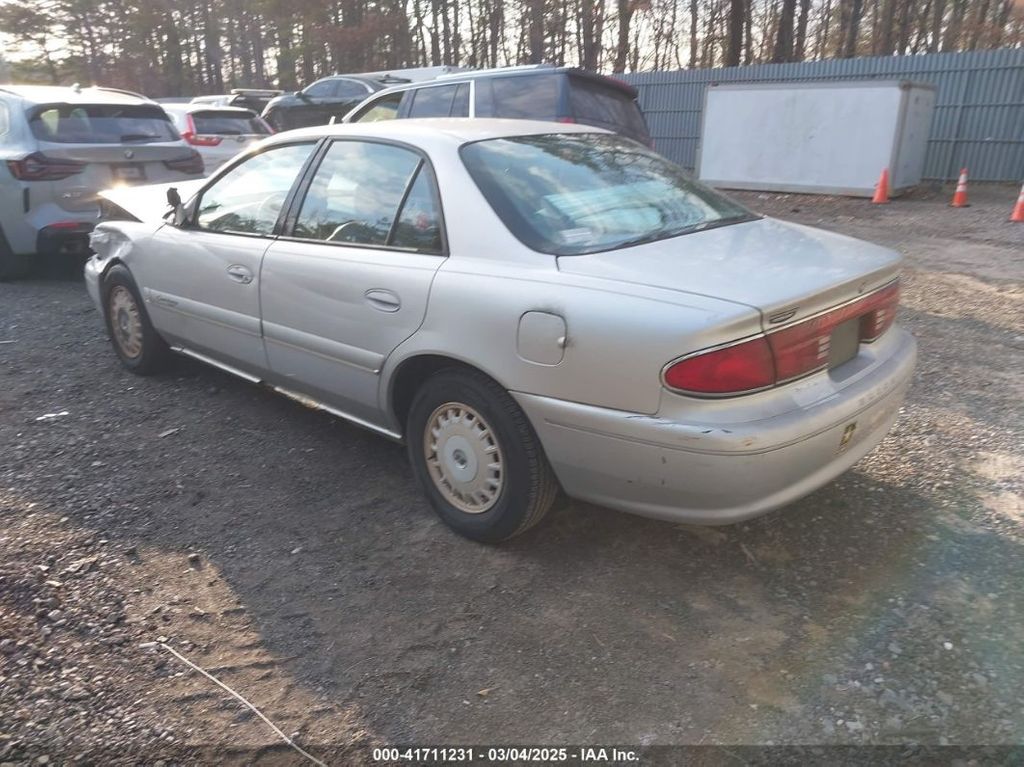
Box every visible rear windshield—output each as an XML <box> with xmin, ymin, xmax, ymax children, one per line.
<box><xmin>191</xmin><ymin>110</ymin><xmax>270</xmax><ymax>135</ymax></box>
<box><xmin>461</xmin><ymin>133</ymin><xmax>754</xmax><ymax>256</ymax></box>
<box><xmin>29</xmin><ymin>103</ymin><xmax>179</xmax><ymax>144</ymax></box>
<box><xmin>569</xmin><ymin>77</ymin><xmax>650</xmax><ymax>143</ymax></box>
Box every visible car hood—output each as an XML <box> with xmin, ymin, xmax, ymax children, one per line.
<box><xmin>556</xmin><ymin>217</ymin><xmax>902</xmax><ymax>327</ymax></box>
<box><xmin>99</xmin><ymin>178</ymin><xmax>206</xmax><ymax>223</ymax></box>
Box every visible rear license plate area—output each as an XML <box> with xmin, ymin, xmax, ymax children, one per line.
<box><xmin>111</xmin><ymin>164</ymin><xmax>145</xmax><ymax>182</ymax></box>
<box><xmin>828</xmin><ymin>318</ymin><xmax>860</xmax><ymax>369</ymax></box>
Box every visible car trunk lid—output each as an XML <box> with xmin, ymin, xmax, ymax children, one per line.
<box><xmin>556</xmin><ymin>217</ymin><xmax>902</xmax><ymax>330</ymax></box>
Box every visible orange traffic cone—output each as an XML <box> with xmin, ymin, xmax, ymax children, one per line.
<box><xmin>872</xmin><ymin>168</ymin><xmax>890</xmax><ymax>204</ymax></box>
<box><xmin>950</xmin><ymin>168</ymin><xmax>970</xmax><ymax>207</ymax></box>
<box><xmin>1010</xmin><ymin>183</ymin><xmax>1024</xmax><ymax>223</ymax></box>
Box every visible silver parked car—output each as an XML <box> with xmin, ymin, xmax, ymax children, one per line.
<box><xmin>85</xmin><ymin>119</ymin><xmax>916</xmax><ymax>543</ymax></box>
<box><xmin>0</xmin><ymin>85</ymin><xmax>204</xmax><ymax>279</ymax></box>
<box><xmin>159</xmin><ymin>103</ymin><xmax>273</xmax><ymax>175</ymax></box>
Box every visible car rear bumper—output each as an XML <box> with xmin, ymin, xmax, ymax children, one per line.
<box><xmin>37</xmin><ymin>222</ymin><xmax>94</xmax><ymax>256</ymax></box>
<box><xmin>514</xmin><ymin>326</ymin><xmax>916</xmax><ymax>525</ymax></box>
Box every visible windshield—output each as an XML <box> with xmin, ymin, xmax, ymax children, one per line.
<box><xmin>29</xmin><ymin>103</ymin><xmax>179</xmax><ymax>144</ymax></box>
<box><xmin>461</xmin><ymin>133</ymin><xmax>755</xmax><ymax>256</ymax></box>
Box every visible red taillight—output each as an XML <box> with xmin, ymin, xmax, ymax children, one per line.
<box><xmin>664</xmin><ymin>336</ymin><xmax>775</xmax><ymax>395</ymax></box>
<box><xmin>183</xmin><ymin>115</ymin><xmax>222</xmax><ymax>146</ymax></box>
<box><xmin>556</xmin><ymin>116</ymin><xmax>577</xmax><ymax>124</ymax></box>
<box><xmin>164</xmin><ymin>150</ymin><xmax>204</xmax><ymax>175</ymax></box>
<box><xmin>665</xmin><ymin>280</ymin><xmax>901</xmax><ymax>396</ymax></box>
<box><xmin>7</xmin><ymin>152</ymin><xmax>86</xmax><ymax>181</ymax></box>
<box><xmin>182</xmin><ymin>131</ymin><xmax>222</xmax><ymax>147</ymax></box>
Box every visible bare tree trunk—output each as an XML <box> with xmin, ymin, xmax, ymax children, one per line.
<box><xmin>614</xmin><ymin>0</ymin><xmax>634</xmax><ymax>71</ymax></box>
<box><xmin>794</xmin><ymin>0</ymin><xmax>811</xmax><ymax>58</ymax></box>
<box><xmin>772</xmin><ymin>0</ymin><xmax>797</xmax><ymax>60</ymax></box>
<box><xmin>725</xmin><ymin>0</ymin><xmax>745</xmax><ymax>66</ymax></box>
<box><xmin>688</xmin><ymin>0</ymin><xmax>698</xmax><ymax>67</ymax></box>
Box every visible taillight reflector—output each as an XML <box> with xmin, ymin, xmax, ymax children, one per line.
<box><xmin>665</xmin><ymin>280</ymin><xmax>901</xmax><ymax>396</ymax></box>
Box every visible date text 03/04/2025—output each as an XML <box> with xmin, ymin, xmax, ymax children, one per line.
<box><xmin>371</xmin><ymin>746</ymin><xmax>641</xmax><ymax>762</ymax></box>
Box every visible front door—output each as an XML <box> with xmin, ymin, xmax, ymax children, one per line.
<box><xmin>137</xmin><ymin>141</ymin><xmax>318</xmax><ymax>376</ymax></box>
<box><xmin>260</xmin><ymin>139</ymin><xmax>446</xmax><ymax>425</ymax></box>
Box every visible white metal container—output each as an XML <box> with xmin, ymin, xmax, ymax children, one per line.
<box><xmin>697</xmin><ymin>80</ymin><xmax>936</xmax><ymax>197</ymax></box>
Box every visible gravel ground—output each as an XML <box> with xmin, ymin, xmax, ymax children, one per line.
<box><xmin>1</xmin><ymin>184</ymin><xmax>1022</xmax><ymax>764</ymax></box>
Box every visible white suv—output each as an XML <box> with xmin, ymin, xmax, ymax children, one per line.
<box><xmin>0</xmin><ymin>84</ymin><xmax>204</xmax><ymax>279</ymax></box>
<box><xmin>160</xmin><ymin>103</ymin><xmax>272</xmax><ymax>175</ymax></box>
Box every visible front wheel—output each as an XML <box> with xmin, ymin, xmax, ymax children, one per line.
<box><xmin>101</xmin><ymin>265</ymin><xmax>172</xmax><ymax>375</ymax></box>
<box><xmin>406</xmin><ymin>368</ymin><xmax>560</xmax><ymax>543</ymax></box>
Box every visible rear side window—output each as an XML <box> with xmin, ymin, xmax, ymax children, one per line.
<box><xmin>191</xmin><ymin>110</ymin><xmax>270</xmax><ymax>135</ymax></box>
<box><xmin>409</xmin><ymin>85</ymin><xmax>459</xmax><ymax>118</ymax></box>
<box><xmin>292</xmin><ymin>140</ymin><xmax>442</xmax><ymax>253</ymax></box>
<box><xmin>30</xmin><ymin>104</ymin><xmax>179</xmax><ymax>144</ymax></box>
<box><xmin>304</xmin><ymin>80</ymin><xmax>336</xmax><ymax>97</ymax></box>
<box><xmin>335</xmin><ymin>80</ymin><xmax>371</xmax><ymax>99</ymax></box>
<box><xmin>491</xmin><ymin>75</ymin><xmax>561</xmax><ymax>119</ymax></box>
<box><xmin>569</xmin><ymin>77</ymin><xmax>650</xmax><ymax>143</ymax></box>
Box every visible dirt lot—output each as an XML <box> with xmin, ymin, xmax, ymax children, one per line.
<box><xmin>1</xmin><ymin>184</ymin><xmax>1022</xmax><ymax>764</ymax></box>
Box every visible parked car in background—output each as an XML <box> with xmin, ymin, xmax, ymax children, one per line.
<box><xmin>191</xmin><ymin>89</ymin><xmax>283</xmax><ymax>115</ymax></box>
<box><xmin>85</xmin><ymin>119</ymin><xmax>915</xmax><ymax>543</ymax></box>
<box><xmin>160</xmin><ymin>103</ymin><xmax>272</xmax><ymax>174</ymax></box>
<box><xmin>0</xmin><ymin>84</ymin><xmax>203</xmax><ymax>280</ymax></box>
<box><xmin>343</xmin><ymin>65</ymin><xmax>652</xmax><ymax>145</ymax></box>
<box><xmin>261</xmin><ymin>66</ymin><xmax>464</xmax><ymax>131</ymax></box>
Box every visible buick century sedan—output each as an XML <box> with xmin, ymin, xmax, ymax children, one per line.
<box><xmin>86</xmin><ymin>119</ymin><xmax>916</xmax><ymax>542</ymax></box>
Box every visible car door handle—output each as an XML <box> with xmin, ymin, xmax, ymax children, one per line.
<box><xmin>364</xmin><ymin>289</ymin><xmax>401</xmax><ymax>312</ymax></box>
<box><xmin>226</xmin><ymin>264</ymin><xmax>254</xmax><ymax>284</ymax></box>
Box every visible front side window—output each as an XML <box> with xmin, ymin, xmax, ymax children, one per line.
<box><xmin>293</xmin><ymin>140</ymin><xmax>442</xmax><ymax>253</ymax></box>
<box><xmin>352</xmin><ymin>92</ymin><xmax>403</xmax><ymax>123</ymax></box>
<box><xmin>451</xmin><ymin>83</ymin><xmax>471</xmax><ymax>117</ymax></box>
<box><xmin>409</xmin><ymin>85</ymin><xmax>459</xmax><ymax>118</ymax></box>
<box><xmin>30</xmin><ymin>103</ymin><xmax>179</xmax><ymax>144</ymax></box>
<box><xmin>461</xmin><ymin>133</ymin><xmax>754</xmax><ymax>256</ymax></box>
<box><xmin>195</xmin><ymin>142</ymin><xmax>315</xmax><ymax>235</ymax></box>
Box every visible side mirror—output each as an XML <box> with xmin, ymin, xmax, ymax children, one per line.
<box><xmin>297</xmin><ymin>89</ymin><xmax>311</xmax><ymax>101</ymax></box>
<box><xmin>166</xmin><ymin>187</ymin><xmax>188</xmax><ymax>227</ymax></box>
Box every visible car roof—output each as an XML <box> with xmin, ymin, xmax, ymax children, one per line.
<box><xmin>0</xmin><ymin>84</ymin><xmax>153</xmax><ymax>106</ymax></box>
<box><xmin>359</xmin><ymin>66</ymin><xmax>639</xmax><ymax>98</ymax></box>
<box><xmin>162</xmin><ymin>103</ymin><xmax>257</xmax><ymax>115</ymax></box>
<box><xmin>273</xmin><ymin>117</ymin><xmax>606</xmax><ymax>146</ymax></box>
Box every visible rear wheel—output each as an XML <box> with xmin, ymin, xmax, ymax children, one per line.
<box><xmin>407</xmin><ymin>368</ymin><xmax>559</xmax><ymax>543</ymax></box>
<box><xmin>101</xmin><ymin>265</ymin><xmax>172</xmax><ymax>375</ymax></box>
<box><xmin>0</xmin><ymin>228</ymin><xmax>33</xmax><ymax>281</ymax></box>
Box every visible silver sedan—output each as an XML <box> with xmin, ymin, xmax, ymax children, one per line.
<box><xmin>85</xmin><ymin>119</ymin><xmax>916</xmax><ymax>542</ymax></box>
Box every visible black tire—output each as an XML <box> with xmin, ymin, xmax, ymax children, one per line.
<box><xmin>406</xmin><ymin>368</ymin><xmax>560</xmax><ymax>543</ymax></box>
<box><xmin>101</xmin><ymin>264</ymin><xmax>173</xmax><ymax>375</ymax></box>
<box><xmin>0</xmin><ymin>227</ymin><xmax>33</xmax><ymax>281</ymax></box>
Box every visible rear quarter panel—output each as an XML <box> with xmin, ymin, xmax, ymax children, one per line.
<box><xmin>383</xmin><ymin>256</ymin><xmax>761</xmax><ymax>418</ymax></box>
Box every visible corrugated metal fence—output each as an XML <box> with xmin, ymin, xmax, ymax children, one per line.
<box><xmin>621</xmin><ymin>48</ymin><xmax>1024</xmax><ymax>182</ymax></box>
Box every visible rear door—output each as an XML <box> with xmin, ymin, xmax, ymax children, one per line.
<box><xmin>260</xmin><ymin>138</ymin><xmax>446</xmax><ymax>424</ymax></box>
<box><xmin>135</xmin><ymin>141</ymin><xmax>318</xmax><ymax>376</ymax></box>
